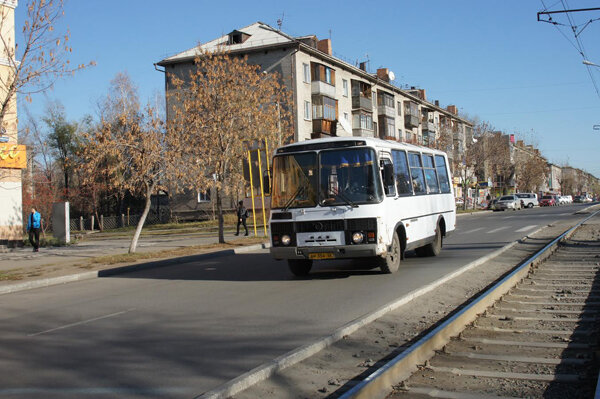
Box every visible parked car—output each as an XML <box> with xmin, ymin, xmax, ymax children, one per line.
<box><xmin>573</xmin><ymin>195</ymin><xmax>583</xmax><ymax>203</ymax></box>
<box><xmin>516</xmin><ymin>193</ymin><xmax>538</xmax><ymax>208</ymax></box>
<box><xmin>495</xmin><ymin>195</ymin><xmax>522</xmax><ymax>211</ymax></box>
<box><xmin>539</xmin><ymin>195</ymin><xmax>557</xmax><ymax>206</ymax></box>
<box><xmin>455</xmin><ymin>197</ymin><xmax>464</xmax><ymax>207</ymax></box>
<box><xmin>487</xmin><ymin>198</ymin><xmax>499</xmax><ymax>210</ymax></box>
<box><xmin>558</xmin><ymin>196</ymin><xmax>569</xmax><ymax>205</ymax></box>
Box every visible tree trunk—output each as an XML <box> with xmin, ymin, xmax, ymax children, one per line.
<box><xmin>129</xmin><ymin>182</ymin><xmax>154</xmax><ymax>253</ymax></box>
<box><xmin>216</xmin><ymin>187</ymin><xmax>224</xmax><ymax>244</ymax></box>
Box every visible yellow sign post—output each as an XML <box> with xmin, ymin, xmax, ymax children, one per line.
<box><xmin>247</xmin><ymin>150</ymin><xmax>258</xmax><ymax>237</ymax></box>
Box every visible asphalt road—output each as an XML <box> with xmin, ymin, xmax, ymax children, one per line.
<box><xmin>0</xmin><ymin>204</ymin><xmax>592</xmax><ymax>399</ymax></box>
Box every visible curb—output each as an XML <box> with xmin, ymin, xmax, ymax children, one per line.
<box><xmin>0</xmin><ymin>242</ymin><xmax>270</xmax><ymax>296</ymax></box>
<box><xmin>197</xmin><ymin>238</ymin><xmax>525</xmax><ymax>399</ymax></box>
<box><xmin>456</xmin><ymin>210</ymin><xmax>492</xmax><ymax>217</ymax></box>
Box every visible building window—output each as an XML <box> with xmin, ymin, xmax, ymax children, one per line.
<box><xmin>311</xmin><ymin>62</ymin><xmax>335</xmax><ymax>86</ymax></box>
<box><xmin>342</xmin><ymin>79</ymin><xmax>348</xmax><ymax>97</ymax></box>
<box><xmin>372</xmin><ymin>91</ymin><xmax>377</xmax><ymax>107</ymax></box>
<box><xmin>377</xmin><ymin>92</ymin><xmax>394</xmax><ymax>108</ymax></box>
<box><xmin>352</xmin><ymin>112</ymin><xmax>373</xmax><ymax>131</ymax></box>
<box><xmin>312</xmin><ymin>96</ymin><xmax>337</xmax><ymax>121</ymax></box>
<box><xmin>406</xmin><ymin>131</ymin><xmax>413</xmax><ymax>142</ymax></box>
<box><xmin>397</xmin><ymin>101</ymin><xmax>402</xmax><ymax>116</ymax></box>
<box><xmin>344</xmin><ymin>112</ymin><xmax>349</xmax><ymax>121</ymax></box>
<box><xmin>378</xmin><ymin>116</ymin><xmax>395</xmax><ymax>138</ymax></box>
<box><xmin>398</xmin><ymin>129</ymin><xmax>403</xmax><ymax>140</ymax></box>
<box><xmin>304</xmin><ymin>101</ymin><xmax>311</xmax><ymax>120</ymax></box>
<box><xmin>303</xmin><ymin>63</ymin><xmax>310</xmax><ymax>83</ymax></box>
<box><xmin>197</xmin><ymin>190</ymin><xmax>211</xmax><ymax>203</ymax></box>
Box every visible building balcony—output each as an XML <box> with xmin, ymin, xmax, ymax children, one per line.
<box><xmin>422</xmin><ymin>121</ymin><xmax>435</xmax><ymax>133</ymax></box>
<box><xmin>352</xmin><ymin>127</ymin><xmax>375</xmax><ymax>138</ymax></box>
<box><xmin>311</xmin><ymin>80</ymin><xmax>336</xmax><ymax>98</ymax></box>
<box><xmin>312</xmin><ymin>118</ymin><xmax>337</xmax><ymax>136</ymax></box>
<box><xmin>377</xmin><ymin>104</ymin><xmax>395</xmax><ymax>118</ymax></box>
<box><xmin>352</xmin><ymin>95</ymin><xmax>373</xmax><ymax>111</ymax></box>
<box><xmin>404</xmin><ymin>114</ymin><xmax>419</xmax><ymax>129</ymax></box>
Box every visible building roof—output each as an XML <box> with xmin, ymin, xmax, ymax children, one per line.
<box><xmin>160</xmin><ymin>22</ymin><xmax>292</xmax><ymax>64</ymax></box>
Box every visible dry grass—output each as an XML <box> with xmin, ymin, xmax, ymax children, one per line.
<box><xmin>89</xmin><ymin>236</ymin><xmax>267</xmax><ymax>266</ymax></box>
<box><xmin>0</xmin><ymin>270</ymin><xmax>23</xmax><ymax>281</ymax></box>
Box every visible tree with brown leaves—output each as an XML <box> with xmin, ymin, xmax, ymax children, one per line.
<box><xmin>167</xmin><ymin>49</ymin><xmax>292</xmax><ymax>243</ymax></box>
<box><xmin>81</xmin><ymin>74</ymin><xmax>176</xmax><ymax>253</ymax></box>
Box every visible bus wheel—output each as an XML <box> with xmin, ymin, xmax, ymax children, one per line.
<box><xmin>380</xmin><ymin>232</ymin><xmax>401</xmax><ymax>274</ymax></box>
<box><xmin>288</xmin><ymin>259</ymin><xmax>313</xmax><ymax>277</ymax></box>
<box><xmin>417</xmin><ymin>227</ymin><xmax>442</xmax><ymax>257</ymax></box>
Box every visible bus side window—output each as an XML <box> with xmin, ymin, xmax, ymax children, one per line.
<box><xmin>423</xmin><ymin>154</ymin><xmax>440</xmax><ymax>194</ymax></box>
<box><xmin>392</xmin><ymin>150</ymin><xmax>412</xmax><ymax>195</ymax></box>
<box><xmin>408</xmin><ymin>152</ymin><xmax>426</xmax><ymax>195</ymax></box>
<box><xmin>381</xmin><ymin>158</ymin><xmax>396</xmax><ymax>196</ymax></box>
<box><xmin>434</xmin><ymin>155</ymin><xmax>451</xmax><ymax>193</ymax></box>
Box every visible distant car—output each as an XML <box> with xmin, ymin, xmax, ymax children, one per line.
<box><xmin>583</xmin><ymin>196</ymin><xmax>593</xmax><ymax>203</ymax></box>
<box><xmin>573</xmin><ymin>195</ymin><xmax>583</xmax><ymax>203</ymax></box>
<box><xmin>455</xmin><ymin>197</ymin><xmax>464</xmax><ymax>207</ymax></box>
<box><xmin>495</xmin><ymin>195</ymin><xmax>522</xmax><ymax>211</ymax></box>
<box><xmin>540</xmin><ymin>195</ymin><xmax>556</xmax><ymax>206</ymax></box>
<box><xmin>558</xmin><ymin>196</ymin><xmax>569</xmax><ymax>205</ymax></box>
<box><xmin>516</xmin><ymin>193</ymin><xmax>538</xmax><ymax>208</ymax></box>
<box><xmin>487</xmin><ymin>198</ymin><xmax>498</xmax><ymax>210</ymax></box>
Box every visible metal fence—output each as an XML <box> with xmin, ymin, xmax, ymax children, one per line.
<box><xmin>70</xmin><ymin>211</ymin><xmax>168</xmax><ymax>232</ymax></box>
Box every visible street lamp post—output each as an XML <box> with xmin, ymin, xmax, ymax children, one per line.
<box><xmin>583</xmin><ymin>59</ymin><xmax>600</xmax><ymax>68</ymax></box>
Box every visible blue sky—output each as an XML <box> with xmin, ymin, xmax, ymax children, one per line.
<box><xmin>16</xmin><ymin>0</ymin><xmax>600</xmax><ymax>176</ymax></box>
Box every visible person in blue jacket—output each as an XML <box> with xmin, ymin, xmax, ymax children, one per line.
<box><xmin>27</xmin><ymin>207</ymin><xmax>41</xmax><ymax>252</ymax></box>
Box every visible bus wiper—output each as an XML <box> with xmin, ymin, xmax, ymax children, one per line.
<box><xmin>336</xmin><ymin>190</ymin><xmax>358</xmax><ymax>208</ymax></box>
<box><xmin>321</xmin><ymin>189</ymin><xmax>358</xmax><ymax>208</ymax></box>
<box><xmin>282</xmin><ymin>185</ymin><xmax>306</xmax><ymax>212</ymax></box>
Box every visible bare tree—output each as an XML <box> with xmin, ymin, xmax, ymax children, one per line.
<box><xmin>0</xmin><ymin>0</ymin><xmax>94</xmax><ymax>126</ymax></box>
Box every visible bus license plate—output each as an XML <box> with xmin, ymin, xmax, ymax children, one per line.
<box><xmin>309</xmin><ymin>252</ymin><xmax>335</xmax><ymax>260</ymax></box>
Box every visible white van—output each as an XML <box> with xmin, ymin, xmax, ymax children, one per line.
<box><xmin>516</xmin><ymin>193</ymin><xmax>538</xmax><ymax>208</ymax></box>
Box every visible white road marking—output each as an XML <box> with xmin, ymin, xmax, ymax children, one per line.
<box><xmin>487</xmin><ymin>226</ymin><xmax>508</xmax><ymax>234</ymax></box>
<box><xmin>28</xmin><ymin>308</ymin><xmax>135</xmax><ymax>337</ymax></box>
<box><xmin>516</xmin><ymin>225</ymin><xmax>538</xmax><ymax>232</ymax></box>
<box><xmin>502</xmin><ymin>216</ymin><xmax>514</xmax><ymax>219</ymax></box>
<box><xmin>462</xmin><ymin>227</ymin><xmax>484</xmax><ymax>234</ymax></box>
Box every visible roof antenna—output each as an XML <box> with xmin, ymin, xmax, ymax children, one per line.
<box><xmin>277</xmin><ymin>12</ymin><xmax>284</xmax><ymax>31</ymax></box>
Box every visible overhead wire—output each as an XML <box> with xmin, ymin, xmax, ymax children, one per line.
<box><xmin>540</xmin><ymin>0</ymin><xmax>600</xmax><ymax>100</ymax></box>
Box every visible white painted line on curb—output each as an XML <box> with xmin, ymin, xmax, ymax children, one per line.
<box><xmin>28</xmin><ymin>308</ymin><xmax>135</xmax><ymax>337</ymax></box>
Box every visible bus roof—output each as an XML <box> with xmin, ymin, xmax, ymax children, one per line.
<box><xmin>275</xmin><ymin>137</ymin><xmax>448</xmax><ymax>156</ymax></box>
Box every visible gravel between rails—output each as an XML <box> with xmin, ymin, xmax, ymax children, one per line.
<box><xmin>231</xmin><ymin>214</ymin><xmax>597</xmax><ymax>399</ymax></box>
<box><xmin>388</xmin><ymin>214</ymin><xmax>600</xmax><ymax>399</ymax></box>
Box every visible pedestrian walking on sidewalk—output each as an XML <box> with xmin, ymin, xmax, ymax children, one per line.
<box><xmin>27</xmin><ymin>207</ymin><xmax>41</xmax><ymax>252</ymax></box>
<box><xmin>235</xmin><ymin>200</ymin><xmax>249</xmax><ymax>236</ymax></box>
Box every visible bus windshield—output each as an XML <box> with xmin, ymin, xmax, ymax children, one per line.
<box><xmin>319</xmin><ymin>148</ymin><xmax>382</xmax><ymax>206</ymax></box>
<box><xmin>271</xmin><ymin>152</ymin><xmax>319</xmax><ymax>209</ymax></box>
<box><xmin>271</xmin><ymin>147</ymin><xmax>383</xmax><ymax>209</ymax></box>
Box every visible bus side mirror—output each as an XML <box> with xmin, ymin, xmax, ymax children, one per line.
<box><xmin>383</xmin><ymin>163</ymin><xmax>395</xmax><ymax>187</ymax></box>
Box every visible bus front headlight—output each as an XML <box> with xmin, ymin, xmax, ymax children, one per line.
<box><xmin>281</xmin><ymin>235</ymin><xmax>291</xmax><ymax>246</ymax></box>
<box><xmin>352</xmin><ymin>232</ymin><xmax>364</xmax><ymax>244</ymax></box>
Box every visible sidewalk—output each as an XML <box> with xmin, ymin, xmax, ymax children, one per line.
<box><xmin>0</xmin><ymin>227</ymin><xmax>269</xmax><ymax>293</ymax></box>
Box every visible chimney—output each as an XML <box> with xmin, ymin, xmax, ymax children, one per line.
<box><xmin>447</xmin><ymin>105</ymin><xmax>458</xmax><ymax>115</ymax></box>
<box><xmin>359</xmin><ymin>62</ymin><xmax>367</xmax><ymax>71</ymax></box>
<box><xmin>434</xmin><ymin>100</ymin><xmax>440</xmax><ymax>106</ymax></box>
<box><xmin>377</xmin><ymin>68</ymin><xmax>390</xmax><ymax>82</ymax></box>
<box><xmin>418</xmin><ymin>89</ymin><xmax>426</xmax><ymax>101</ymax></box>
<box><xmin>317</xmin><ymin>39</ymin><xmax>332</xmax><ymax>55</ymax></box>
<box><xmin>517</xmin><ymin>140</ymin><xmax>524</xmax><ymax>147</ymax></box>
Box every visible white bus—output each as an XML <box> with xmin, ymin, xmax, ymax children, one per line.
<box><xmin>269</xmin><ymin>137</ymin><xmax>456</xmax><ymax>276</ymax></box>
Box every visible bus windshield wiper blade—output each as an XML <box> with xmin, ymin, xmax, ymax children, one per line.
<box><xmin>282</xmin><ymin>185</ymin><xmax>306</xmax><ymax>212</ymax></box>
<box><xmin>336</xmin><ymin>190</ymin><xmax>358</xmax><ymax>208</ymax></box>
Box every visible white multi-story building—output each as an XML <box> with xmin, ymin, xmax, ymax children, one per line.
<box><xmin>158</xmin><ymin>21</ymin><xmax>472</xmax><ymax>154</ymax></box>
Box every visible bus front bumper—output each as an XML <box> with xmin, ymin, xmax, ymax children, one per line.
<box><xmin>271</xmin><ymin>244</ymin><xmax>379</xmax><ymax>260</ymax></box>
